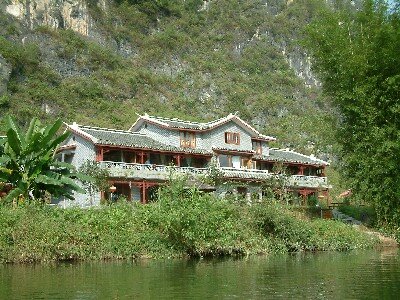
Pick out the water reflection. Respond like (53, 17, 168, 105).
(1, 250, 399, 299)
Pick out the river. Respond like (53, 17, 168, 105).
(1, 249, 399, 299)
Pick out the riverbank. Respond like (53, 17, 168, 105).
(0, 184, 379, 263)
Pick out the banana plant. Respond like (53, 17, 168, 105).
(0, 116, 88, 204)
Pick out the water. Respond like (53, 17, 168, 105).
(1, 250, 399, 299)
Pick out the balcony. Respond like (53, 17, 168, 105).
(99, 161, 208, 181)
(99, 161, 329, 188)
(220, 168, 329, 188)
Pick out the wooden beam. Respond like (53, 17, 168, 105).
(298, 166, 304, 175)
(95, 144, 212, 157)
(142, 180, 147, 204)
(174, 155, 181, 167)
(96, 146, 104, 162)
(139, 151, 145, 164)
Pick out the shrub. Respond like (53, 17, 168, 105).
(0, 180, 379, 263)
(250, 202, 377, 252)
(338, 205, 377, 227)
(150, 177, 268, 256)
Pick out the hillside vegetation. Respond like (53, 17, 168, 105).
(0, 0, 336, 152)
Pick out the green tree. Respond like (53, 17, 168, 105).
(261, 162, 293, 205)
(0, 135, 5, 156)
(305, 0, 400, 226)
(79, 160, 110, 205)
(0, 116, 86, 204)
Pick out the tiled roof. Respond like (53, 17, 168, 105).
(221, 169, 271, 180)
(254, 149, 328, 166)
(148, 116, 209, 130)
(144, 115, 228, 130)
(212, 147, 255, 154)
(78, 126, 212, 155)
(133, 113, 276, 141)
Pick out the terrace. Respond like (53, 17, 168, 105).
(98, 161, 329, 189)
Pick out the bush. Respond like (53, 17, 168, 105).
(150, 177, 272, 256)
(0, 181, 378, 263)
(250, 202, 377, 252)
(338, 205, 377, 227)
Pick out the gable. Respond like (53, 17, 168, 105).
(129, 113, 275, 141)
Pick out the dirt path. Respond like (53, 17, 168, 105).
(354, 225, 398, 248)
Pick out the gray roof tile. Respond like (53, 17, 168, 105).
(254, 149, 328, 166)
(147, 115, 223, 130)
(79, 126, 212, 155)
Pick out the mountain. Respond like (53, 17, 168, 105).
(0, 0, 337, 154)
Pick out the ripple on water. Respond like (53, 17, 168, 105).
(1, 250, 399, 299)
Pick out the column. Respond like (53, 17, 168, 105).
(96, 147, 104, 162)
(141, 181, 147, 204)
(174, 155, 181, 167)
(298, 166, 305, 175)
(321, 166, 326, 177)
(139, 151, 145, 164)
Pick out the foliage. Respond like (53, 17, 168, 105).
(338, 205, 377, 227)
(0, 178, 379, 263)
(304, 0, 400, 226)
(0, 203, 172, 263)
(0, 116, 85, 204)
(261, 163, 294, 204)
(203, 158, 225, 185)
(0, 135, 5, 156)
(0, 0, 337, 154)
(151, 177, 271, 256)
(79, 160, 110, 205)
(251, 202, 377, 251)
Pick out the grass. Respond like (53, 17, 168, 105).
(0, 181, 378, 263)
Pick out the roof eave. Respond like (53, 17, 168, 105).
(67, 123, 98, 143)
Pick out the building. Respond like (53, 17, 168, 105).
(56, 113, 330, 207)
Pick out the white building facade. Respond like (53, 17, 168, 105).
(56, 113, 330, 207)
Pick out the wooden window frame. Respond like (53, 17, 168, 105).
(180, 131, 196, 148)
(252, 141, 262, 154)
(225, 132, 240, 145)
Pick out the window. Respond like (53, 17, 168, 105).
(252, 141, 262, 154)
(218, 155, 231, 167)
(218, 155, 246, 169)
(225, 132, 240, 145)
(180, 131, 196, 148)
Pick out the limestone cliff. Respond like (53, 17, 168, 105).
(0, 0, 337, 152)
(5, 0, 92, 35)
(3, 0, 320, 87)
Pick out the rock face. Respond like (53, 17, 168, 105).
(3, 0, 320, 87)
(0, 55, 11, 96)
(5, 0, 91, 35)
(281, 44, 320, 87)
